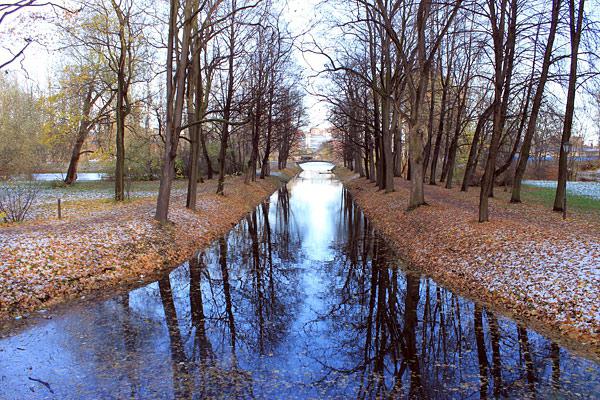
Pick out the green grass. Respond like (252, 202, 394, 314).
(521, 185, 600, 214)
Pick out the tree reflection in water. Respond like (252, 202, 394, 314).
(0, 174, 597, 400)
(303, 188, 597, 399)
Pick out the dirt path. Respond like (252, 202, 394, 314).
(338, 169, 599, 357)
(0, 171, 297, 319)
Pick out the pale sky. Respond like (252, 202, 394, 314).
(0, 0, 334, 129)
(283, 0, 332, 129)
(1, 0, 598, 144)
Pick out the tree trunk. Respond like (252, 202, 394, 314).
(112, 0, 130, 202)
(511, 0, 560, 202)
(246, 107, 261, 184)
(439, 108, 453, 183)
(246, 70, 262, 184)
(260, 84, 275, 179)
(553, 0, 584, 212)
(407, 0, 433, 209)
(217, 9, 236, 196)
(393, 125, 402, 177)
(462, 104, 493, 191)
(479, 0, 517, 222)
(186, 131, 200, 210)
(429, 88, 447, 185)
(444, 110, 462, 189)
(186, 63, 200, 210)
(381, 32, 394, 193)
(65, 84, 94, 185)
(155, 0, 195, 222)
(381, 97, 394, 192)
(115, 73, 127, 202)
(429, 63, 451, 185)
(409, 121, 427, 208)
(354, 144, 365, 176)
(197, 128, 211, 179)
(422, 68, 436, 181)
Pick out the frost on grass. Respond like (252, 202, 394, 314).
(3, 181, 188, 222)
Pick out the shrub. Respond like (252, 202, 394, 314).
(0, 181, 40, 222)
(50, 178, 68, 189)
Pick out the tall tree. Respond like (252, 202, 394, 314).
(110, 0, 135, 201)
(553, 0, 585, 212)
(478, 0, 518, 222)
(61, 0, 147, 199)
(155, 0, 201, 221)
(215, 0, 238, 196)
(511, 0, 561, 203)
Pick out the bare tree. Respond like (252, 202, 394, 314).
(511, 0, 561, 202)
(553, 0, 585, 212)
(0, 1, 71, 69)
(155, 0, 209, 221)
(478, 0, 519, 222)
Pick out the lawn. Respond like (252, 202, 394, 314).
(521, 184, 600, 214)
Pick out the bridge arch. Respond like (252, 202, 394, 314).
(296, 160, 335, 172)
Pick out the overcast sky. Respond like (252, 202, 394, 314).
(1, 0, 599, 144)
(0, 0, 334, 130)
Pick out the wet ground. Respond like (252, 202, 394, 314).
(1, 163, 599, 399)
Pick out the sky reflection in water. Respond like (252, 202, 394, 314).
(0, 163, 599, 399)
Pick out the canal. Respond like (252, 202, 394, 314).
(0, 163, 598, 399)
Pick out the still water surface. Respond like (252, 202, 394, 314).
(30, 172, 107, 181)
(0, 163, 598, 399)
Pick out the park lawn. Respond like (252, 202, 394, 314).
(3, 179, 190, 224)
(36, 178, 187, 193)
(521, 184, 600, 214)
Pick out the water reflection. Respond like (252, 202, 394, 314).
(0, 167, 598, 399)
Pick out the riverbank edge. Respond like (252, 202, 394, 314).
(0, 168, 300, 322)
(336, 168, 599, 359)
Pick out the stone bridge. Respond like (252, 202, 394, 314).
(295, 160, 336, 171)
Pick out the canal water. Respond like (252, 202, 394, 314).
(0, 163, 598, 399)
(31, 172, 107, 182)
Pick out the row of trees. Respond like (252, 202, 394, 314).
(324, 0, 596, 222)
(0, 0, 306, 222)
(154, 0, 306, 220)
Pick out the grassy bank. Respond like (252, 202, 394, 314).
(521, 184, 600, 214)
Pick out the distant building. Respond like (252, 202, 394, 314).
(529, 135, 599, 162)
(572, 137, 599, 160)
(305, 127, 332, 151)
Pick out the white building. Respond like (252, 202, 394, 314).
(305, 128, 332, 151)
